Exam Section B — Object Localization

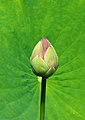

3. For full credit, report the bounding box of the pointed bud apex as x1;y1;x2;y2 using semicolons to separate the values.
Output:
30;38;58;78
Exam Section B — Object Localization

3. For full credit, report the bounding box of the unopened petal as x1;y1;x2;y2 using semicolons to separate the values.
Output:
44;46;58;68
44;67;56;78
39;38;51;59
31;55;49;76
30;41;43;61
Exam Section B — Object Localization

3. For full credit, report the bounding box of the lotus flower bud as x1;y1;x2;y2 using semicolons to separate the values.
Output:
30;38;58;78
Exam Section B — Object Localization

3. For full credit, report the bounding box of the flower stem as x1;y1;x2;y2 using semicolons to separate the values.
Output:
40;77;46;120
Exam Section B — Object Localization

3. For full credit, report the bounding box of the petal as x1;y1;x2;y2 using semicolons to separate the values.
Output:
31;55;49;76
30;41;43;61
44;45;58;68
41;38;51;59
44;67;56;78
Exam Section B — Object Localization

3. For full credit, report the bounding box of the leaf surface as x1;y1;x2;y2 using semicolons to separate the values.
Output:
0;0;85;120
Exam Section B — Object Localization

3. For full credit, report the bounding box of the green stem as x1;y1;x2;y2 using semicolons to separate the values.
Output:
40;77;46;120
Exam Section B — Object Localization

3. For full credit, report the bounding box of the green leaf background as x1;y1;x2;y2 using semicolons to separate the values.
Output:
0;0;85;120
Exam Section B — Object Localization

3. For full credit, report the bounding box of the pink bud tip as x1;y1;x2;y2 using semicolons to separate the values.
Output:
41;38;50;59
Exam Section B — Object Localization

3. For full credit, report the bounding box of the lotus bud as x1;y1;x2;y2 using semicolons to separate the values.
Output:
30;38;58;78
